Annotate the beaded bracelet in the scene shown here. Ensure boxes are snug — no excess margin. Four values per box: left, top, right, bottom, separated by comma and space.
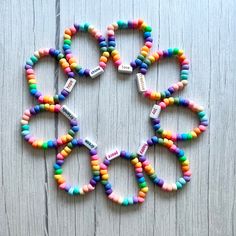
21, 104, 79, 149
25, 48, 76, 105
107, 19, 153, 74
149, 97, 208, 141
136, 48, 189, 100
63, 23, 109, 78
137, 137, 191, 192
54, 138, 100, 195
100, 150, 148, 206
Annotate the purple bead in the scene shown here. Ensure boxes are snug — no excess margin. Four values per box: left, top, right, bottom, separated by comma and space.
90, 149, 97, 156
183, 176, 191, 182
136, 173, 144, 178
24, 134, 31, 141
30, 107, 36, 115
140, 68, 147, 75
104, 159, 110, 166
147, 139, 153, 146
163, 50, 168, 57
168, 87, 175, 94
35, 91, 42, 98
65, 184, 71, 192
56, 160, 64, 165
152, 118, 160, 125
130, 61, 137, 68
53, 139, 57, 147
108, 36, 115, 41
25, 64, 32, 70
77, 139, 84, 146
138, 155, 146, 162
49, 48, 55, 56
106, 189, 112, 195
201, 121, 208, 126
133, 196, 139, 204
98, 36, 106, 43
61, 89, 69, 97
68, 72, 75, 77
177, 134, 182, 140
70, 119, 78, 126
182, 64, 189, 70
157, 179, 164, 187
84, 69, 90, 76
128, 20, 133, 28
145, 37, 153, 42
74, 23, 80, 30
64, 49, 72, 54
120, 150, 126, 157
90, 179, 97, 187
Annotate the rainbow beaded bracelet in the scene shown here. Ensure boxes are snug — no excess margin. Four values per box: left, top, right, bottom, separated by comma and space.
136, 48, 189, 100
63, 23, 109, 78
21, 104, 79, 149
107, 19, 153, 74
100, 149, 148, 206
150, 97, 208, 141
25, 48, 76, 105
54, 138, 100, 195
137, 137, 191, 192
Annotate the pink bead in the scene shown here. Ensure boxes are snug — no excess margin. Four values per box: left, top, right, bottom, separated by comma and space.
133, 20, 138, 28
38, 96, 44, 103
177, 82, 184, 90
29, 137, 36, 144
64, 67, 71, 73
55, 104, 61, 112
171, 134, 177, 142
24, 109, 31, 116
88, 184, 95, 191
26, 69, 34, 75
162, 183, 168, 191
91, 155, 99, 160
144, 89, 152, 97
184, 170, 192, 176
166, 184, 173, 192
108, 193, 115, 200
158, 50, 164, 57
114, 59, 122, 67
172, 83, 179, 91
107, 30, 114, 36
145, 41, 152, 48
100, 163, 107, 170
138, 197, 145, 203
66, 53, 73, 60
199, 125, 206, 131
39, 49, 45, 56
182, 59, 190, 65
22, 115, 30, 121
69, 26, 76, 35
57, 138, 63, 146
188, 101, 195, 109
59, 183, 66, 189
159, 102, 166, 109
43, 48, 49, 55
170, 144, 177, 152
95, 32, 102, 39
57, 153, 64, 160
142, 160, 149, 166
99, 61, 106, 69
83, 185, 89, 192
136, 167, 143, 173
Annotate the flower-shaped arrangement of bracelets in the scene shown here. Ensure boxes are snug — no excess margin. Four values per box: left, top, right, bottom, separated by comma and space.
20, 19, 209, 207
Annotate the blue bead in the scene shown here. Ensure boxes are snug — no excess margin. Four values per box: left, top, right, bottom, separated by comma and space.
63, 44, 70, 51
177, 149, 185, 157
105, 183, 112, 190
144, 32, 151, 38
108, 41, 116, 47
58, 94, 65, 101
138, 177, 145, 183
54, 163, 61, 170
47, 140, 54, 148
167, 48, 173, 56
72, 126, 79, 132
93, 176, 100, 182
140, 63, 148, 69
164, 90, 171, 97
135, 59, 142, 66
30, 89, 37, 95
153, 124, 161, 131
99, 41, 107, 48
151, 136, 158, 144
71, 139, 78, 146
34, 105, 40, 113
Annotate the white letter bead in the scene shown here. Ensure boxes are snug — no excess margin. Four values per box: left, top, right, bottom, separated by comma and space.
84, 138, 97, 150
60, 105, 77, 121
136, 73, 147, 92
106, 149, 120, 160
63, 78, 76, 92
89, 66, 104, 78
137, 142, 149, 156
118, 64, 133, 73
149, 104, 161, 119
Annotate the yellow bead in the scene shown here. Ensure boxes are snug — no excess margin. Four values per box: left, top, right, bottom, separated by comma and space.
131, 158, 139, 165
102, 174, 109, 180
141, 187, 149, 193
70, 63, 77, 69
91, 160, 99, 165
140, 50, 148, 57
111, 50, 119, 56
103, 51, 110, 58
64, 146, 71, 153
148, 56, 155, 63
169, 97, 175, 104
64, 34, 71, 39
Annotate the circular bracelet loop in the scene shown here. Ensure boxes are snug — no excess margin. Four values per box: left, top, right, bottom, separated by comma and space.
107, 19, 153, 74
100, 150, 148, 206
151, 97, 208, 141
21, 104, 79, 149
138, 137, 191, 192
63, 23, 109, 78
25, 48, 75, 104
54, 139, 100, 195
138, 48, 189, 101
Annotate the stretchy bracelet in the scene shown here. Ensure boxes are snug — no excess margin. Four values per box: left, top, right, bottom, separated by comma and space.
25, 48, 76, 105
136, 48, 189, 100
107, 19, 153, 74
137, 137, 191, 192
54, 138, 100, 195
100, 150, 148, 206
63, 23, 109, 78
149, 97, 208, 141
21, 104, 79, 149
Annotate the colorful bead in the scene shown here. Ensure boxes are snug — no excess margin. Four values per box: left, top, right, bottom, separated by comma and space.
21, 104, 79, 149
25, 48, 75, 104
151, 97, 208, 141
141, 48, 189, 101
100, 150, 148, 205
107, 19, 153, 73
54, 139, 100, 195
63, 23, 109, 78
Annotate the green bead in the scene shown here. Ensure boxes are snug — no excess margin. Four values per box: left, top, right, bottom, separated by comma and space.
68, 129, 75, 136
75, 65, 82, 72
42, 142, 48, 149
137, 54, 145, 61
39, 104, 45, 110
145, 25, 152, 32
73, 187, 80, 195
55, 169, 63, 175
57, 53, 64, 60
160, 92, 166, 98
29, 84, 37, 90
157, 128, 164, 134
174, 97, 180, 104
150, 173, 157, 179
67, 142, 73, 149
64, 39, 71, 45
187, 133, 192, 139
31, 55, 38, 63
179, 155, 187, 162
93, 171, 100, 176
139, 182, 147, 188
22, 125, 29, 131
100, 47, 107, 53
130, 153, 137, 159
108, 46, 115, 52
53, 95, 59, 103
143, 59, 151, 66
173, 48, 179, 55
101, 180, 108, 185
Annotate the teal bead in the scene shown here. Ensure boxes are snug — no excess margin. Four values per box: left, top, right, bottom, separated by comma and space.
122, 198, 129, 206
84, 22, 90, 31
22, 125, 29, 131
181, 70, 189, 75
30, 55, 38, 63
73, 187, 80, 195
22, 130, 30, 136
181, 74, 188, 80
26, 59, 34, 66
108, 46, 115, 52
138, 54, 145, 61
128, 197, 133, 205
198, 111, 206, 118
179, 177, 186, 185
117, 20, 124, 28
68, 188, 74, 195
176, 182, 182, 189
68, 129, 75, 136
150, 173, 157, 179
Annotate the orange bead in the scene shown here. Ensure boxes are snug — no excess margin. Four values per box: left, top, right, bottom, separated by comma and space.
113, 54, 120, 61
64, 28, 72, 36
141, 46, 149, 53
100, 56, 108, 63
182, 165, 190, 172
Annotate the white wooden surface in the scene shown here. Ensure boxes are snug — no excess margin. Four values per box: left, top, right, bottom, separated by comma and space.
0, 0, 235, 235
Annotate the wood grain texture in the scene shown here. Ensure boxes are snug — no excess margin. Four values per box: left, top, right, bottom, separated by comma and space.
0, 0, 235, 235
